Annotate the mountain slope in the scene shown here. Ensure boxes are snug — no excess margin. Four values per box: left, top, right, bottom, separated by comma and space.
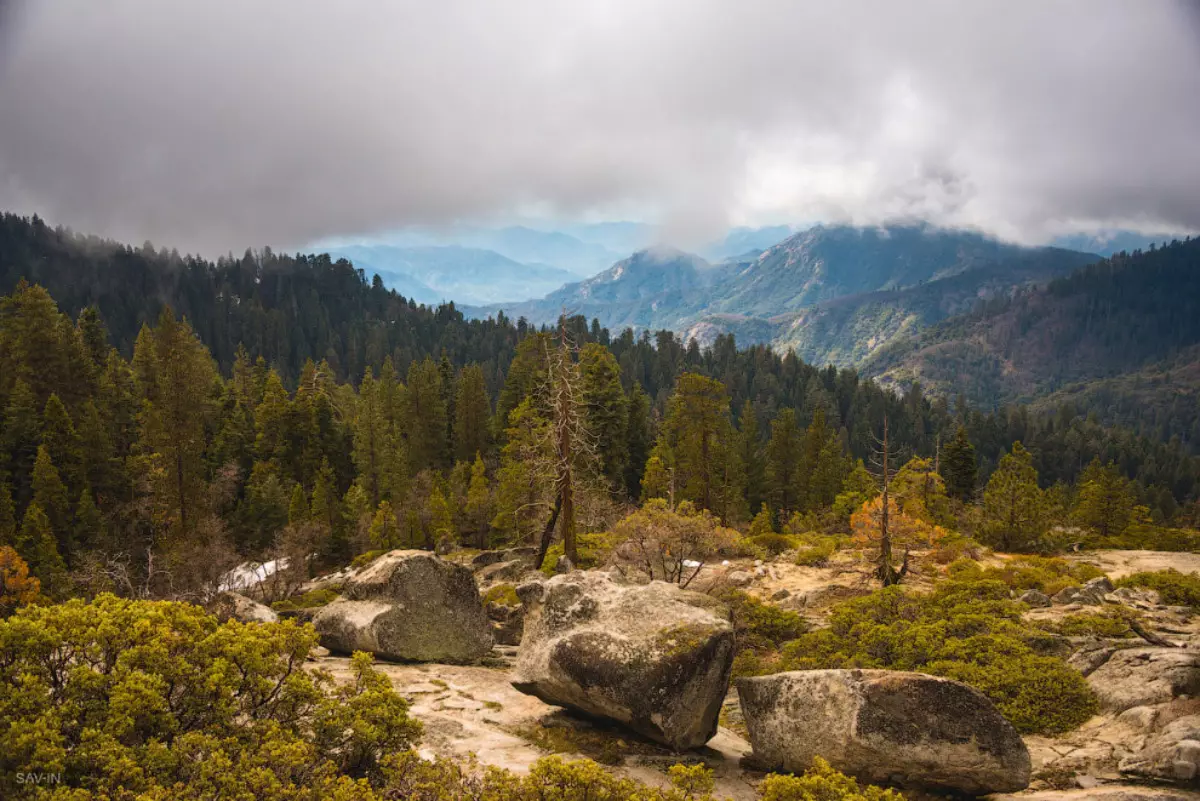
474, 224, 1098, 366
322, 244, 574, 305
864, 238, 1200, 439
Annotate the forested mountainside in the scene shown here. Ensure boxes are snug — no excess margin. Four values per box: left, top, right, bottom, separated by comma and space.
865, 238, 1200, 447
687, 250, 1100, 364
474, 223, 1097, 361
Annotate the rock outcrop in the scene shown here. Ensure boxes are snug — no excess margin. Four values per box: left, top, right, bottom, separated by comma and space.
1053, 576, 1116, 606
208, 591, 279, 624
313, 550, 492, 663
1120, 714, 1200, 783
511, 571, 735, 750
736, 669, 1031, 795
1020, 589, 1053, 608
1087, 648, 1200, 712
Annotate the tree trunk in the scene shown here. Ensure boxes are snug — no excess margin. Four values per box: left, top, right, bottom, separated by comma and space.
534, 495, 563, 570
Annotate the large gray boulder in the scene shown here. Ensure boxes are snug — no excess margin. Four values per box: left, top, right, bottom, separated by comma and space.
208, 591, 279, 624
313, 550, 492, 663
511, 571, 734, 750
1087, 648, 1200, 712
736, 669, 1031, 795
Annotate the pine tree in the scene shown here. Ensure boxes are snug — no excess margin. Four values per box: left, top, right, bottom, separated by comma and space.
0, 481, 15, 545
73, 487, 105, 552
41, 393, 83, 496
405, 358, 449, 471
464, 454, 492, 548
640, 451, 672, 503
77, 305, 110, 372
654, 373, 741, 522
765, 408, 803, 522
32, 444, 69, 540
16, 503, 67, 597
288, 484, 310, 526
492, 399, 554, 545
738, 401, 766, 513
132, 308, 217, 537
1074, 459, 1135, 541
352, 369, 404, 508
494, 332, 550, 440
579, 343, 626, 489
1, 380, 41, 505
980, 442, 1047, 552
428, 484, 455, 546
254, 369, 292, 467
747, 503, 776, 538
623, 383, 653, 499
453, 364, 492, 463
368, 500, 401, 551
941, 426, 977, 502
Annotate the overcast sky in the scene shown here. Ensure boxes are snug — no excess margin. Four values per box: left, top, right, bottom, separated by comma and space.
0, 0, 1197, 254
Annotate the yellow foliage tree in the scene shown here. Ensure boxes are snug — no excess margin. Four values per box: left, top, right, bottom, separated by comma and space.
0, 545, 42, 616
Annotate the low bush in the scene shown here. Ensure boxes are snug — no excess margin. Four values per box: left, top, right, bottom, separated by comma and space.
778, 580, 1099, 734
272, 586, 341, 612
482, 582, 521, 608
1117, 568, 1200, 608
352, 548, 387, 568
1048, 611, 1136, 638
717, 589, 808, 678
795, 537, 837, 567
747, 532, 798, 557
540, 530, 625, 575
948, 555, 1104, 596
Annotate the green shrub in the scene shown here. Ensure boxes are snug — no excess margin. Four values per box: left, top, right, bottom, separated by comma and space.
1049, 611, 1135, 638
272, 586, 340, 612
779, 580, 1099, 734
795, 538, 837, 566
352, 548, 387, 568
947, 555, 1104, 595
482, 582, 521, 608
759, 756, 905, 801
747, 532, 798, 557
540, 530, 624, 575
1117, 568, 1200, 608
717, 589, 807, 678
0, 594, 419, 800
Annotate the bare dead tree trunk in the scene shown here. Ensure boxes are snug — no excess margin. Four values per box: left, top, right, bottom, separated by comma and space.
873, 415, 903, 587
534, 495, 563, 570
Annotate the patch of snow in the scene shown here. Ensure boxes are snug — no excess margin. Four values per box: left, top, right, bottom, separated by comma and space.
219, 557, 288, 592
682, 559, 702, 568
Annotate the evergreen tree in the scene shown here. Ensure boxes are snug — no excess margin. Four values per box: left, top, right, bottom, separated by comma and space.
254, 369, 292, 467
1074, 459, 1135, 541
76, 305, 110, 372
654, 373, 742, 522
368, 500, 401, 551
578, 343, 626, 489
765, 408, 803, 522
428, 484, 455, 546
41, 393, 83, 496
288, 484, 310, 526
16, 502, 67, 597
623, 383, 653, 500
405, 358, 449, 471
464, 454, 492, 548
494, 332, 550, 440
73, 487, 105, 552
747, 503, 776, 537
132, 308, 217, 537
492, 399, 554, 545
640, 451, 672, 503
352, 369, 401, 508
980, 442, 1047, 552
941, 426, 977, 502
453, 364, 492, 463
0, 481, 15, 545
32, 444, 70, 540
1, 380, 41, 505
738, 401, 766, 514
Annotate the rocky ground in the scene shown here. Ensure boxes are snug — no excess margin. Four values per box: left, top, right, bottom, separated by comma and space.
294, 548, 1200, 800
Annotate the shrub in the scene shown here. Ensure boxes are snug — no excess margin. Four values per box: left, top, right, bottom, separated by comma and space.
747, 532, 798, 557
717, 589, 807, 678
352, 549, 387, 568
1117, 568, 1200, 608
540, 529, 624, 575
482, 583, 521, 608
760, 756, 905, 801
795, 537, 837, 567
778, 580, 1099, 734
0, 594, 419, 799
272, 586, 341, 612
948, 555, 1104, 596
1049, 611, 1135, 638
604, 500, 738, 585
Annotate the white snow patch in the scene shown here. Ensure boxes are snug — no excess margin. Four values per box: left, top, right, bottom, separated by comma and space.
219, 558, 288, 592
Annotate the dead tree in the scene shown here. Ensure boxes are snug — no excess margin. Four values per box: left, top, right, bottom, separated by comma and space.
868, 415, 908, 587
533, 318, 599, 570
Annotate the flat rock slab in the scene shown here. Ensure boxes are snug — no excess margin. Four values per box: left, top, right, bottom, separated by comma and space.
1088, 648, 1200, 712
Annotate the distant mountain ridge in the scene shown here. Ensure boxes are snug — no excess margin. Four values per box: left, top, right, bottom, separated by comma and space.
470, 224, 1099, 366
862, 237, 1200, 445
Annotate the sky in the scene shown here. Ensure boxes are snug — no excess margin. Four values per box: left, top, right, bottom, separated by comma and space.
0, 0, 1198, 256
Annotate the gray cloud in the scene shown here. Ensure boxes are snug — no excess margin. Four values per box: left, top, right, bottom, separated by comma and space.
0, 0, 1197, 255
